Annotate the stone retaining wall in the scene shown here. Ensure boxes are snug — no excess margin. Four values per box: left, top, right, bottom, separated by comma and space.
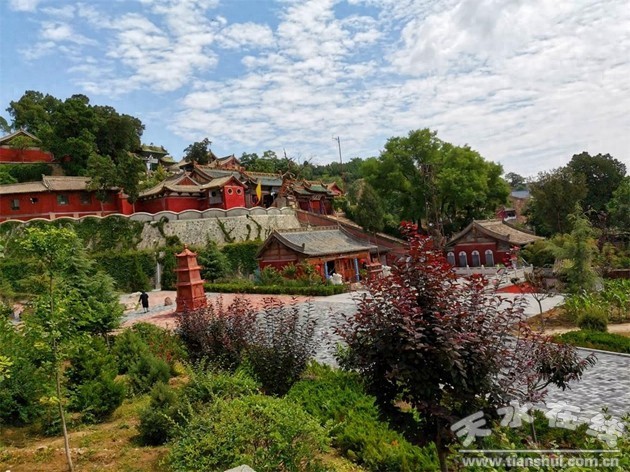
138, 209, 301, 249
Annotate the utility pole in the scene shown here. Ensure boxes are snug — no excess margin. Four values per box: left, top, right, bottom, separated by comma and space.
333, 136, 344, 187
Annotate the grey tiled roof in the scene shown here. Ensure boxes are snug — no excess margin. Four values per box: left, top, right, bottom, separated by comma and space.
269, 227, 377, 256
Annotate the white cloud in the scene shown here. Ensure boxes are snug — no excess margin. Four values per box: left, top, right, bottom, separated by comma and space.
8, 0, 41, 12
7, 0, 630, 175
216, 23, 275, 49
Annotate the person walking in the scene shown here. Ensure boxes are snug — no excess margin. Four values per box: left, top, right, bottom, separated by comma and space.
139, 291, 150, 313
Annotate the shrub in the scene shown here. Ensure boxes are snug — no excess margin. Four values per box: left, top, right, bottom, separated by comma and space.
66, 339, 125, 422
184, 368, 259, 404
258, 265, 284, 286
197, 239, 230, 282
577, 307, 608, 332
72, 377, 126, 423
204, 282, 346, 296
288, 364, 437, 471
127, 352, 171, 395
281, 263, 298, 279
112, 328, 151, 374
177, 296, 256, 369
3, 163, 53, 183
138, 382, 186, 445
245, 300, 319, 396
0, 318, 48, 425
167, 395, 328, 472
131, 322, 187, 372
554, 330, 630, 353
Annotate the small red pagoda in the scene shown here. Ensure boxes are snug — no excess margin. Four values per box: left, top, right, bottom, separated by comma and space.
175, 246, 207, 312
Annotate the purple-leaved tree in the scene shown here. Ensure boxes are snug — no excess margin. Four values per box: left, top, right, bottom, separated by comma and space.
337, 223, 596, 472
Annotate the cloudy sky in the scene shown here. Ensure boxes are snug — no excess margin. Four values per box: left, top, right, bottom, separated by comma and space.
1, 0, 629, 176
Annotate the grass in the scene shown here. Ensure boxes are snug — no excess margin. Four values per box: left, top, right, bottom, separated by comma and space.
0, 396, 169, 472
553, 330, 630, 354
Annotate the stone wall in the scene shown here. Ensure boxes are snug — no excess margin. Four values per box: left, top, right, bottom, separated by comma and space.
137, 207, 301, 249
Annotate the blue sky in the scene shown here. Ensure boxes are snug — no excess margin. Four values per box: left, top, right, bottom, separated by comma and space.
1, 0, 629, 177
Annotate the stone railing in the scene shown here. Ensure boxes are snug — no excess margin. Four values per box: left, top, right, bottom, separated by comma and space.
0, 206, 296, 225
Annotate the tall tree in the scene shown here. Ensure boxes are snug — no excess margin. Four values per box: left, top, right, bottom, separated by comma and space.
7, 90, 61, 133
351, 181, 385, 236
526, 167, 587, 236
0, 116, 11, 134
6, 91, 146, 200
183, 138, 212, 165
567, 152, 626, 219
607, 177, 630, 232
504, 172, 527, 190
361, 129, 509, 235
21, 226, 79, 472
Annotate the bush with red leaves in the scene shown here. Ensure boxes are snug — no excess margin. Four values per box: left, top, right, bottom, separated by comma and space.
337, 222, 595, 471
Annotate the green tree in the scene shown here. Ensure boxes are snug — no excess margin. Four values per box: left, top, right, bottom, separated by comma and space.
351, 181, 385, 236
7, 135, 37, 161
551, 206, 600, 293
527, 167, 587, 236
184, 138, 212, 165
567, 152, 626, 219
21, 226, 80, 472
197, 239, 230, 282
7, 90, 61, 133
0, 116, 11, 133
505, 172, 527, 190
361, 129, 509, 235
607, 177, 630, 232
6, 91, 146, 200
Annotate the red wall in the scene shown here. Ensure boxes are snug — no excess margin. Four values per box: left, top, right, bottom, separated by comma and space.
222, 185, 245, 209
0, 190, 119, 221
451, 242, 505, 267
0, 148, 54, 163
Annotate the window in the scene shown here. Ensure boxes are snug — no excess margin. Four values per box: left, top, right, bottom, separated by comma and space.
10, 199, 20, 210
447, 252, 456, 266
211, 191, 217, 197
458, 251, 467, 267
80, 192, 92, 205
57, 194, 69, 205
485, 250, 494, 267
30, 197, 38, 204
236, 188, 242, 195
471, 250, 481, 267
227, 188, 234, 195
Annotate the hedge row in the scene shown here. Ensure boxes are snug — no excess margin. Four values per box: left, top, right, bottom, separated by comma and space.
204, 282, 347, 296
92, 251, 156, 292
554, 330, 630, 354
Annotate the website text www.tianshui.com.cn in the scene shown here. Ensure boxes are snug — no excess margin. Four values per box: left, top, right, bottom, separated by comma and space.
459, 454, 620, 469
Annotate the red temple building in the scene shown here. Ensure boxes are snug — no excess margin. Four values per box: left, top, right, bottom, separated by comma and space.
257, 227, 379, 283
136, 166, 246, 212
0, 176, 121, 222
444, 219, 543, 268
0, 130, 54, 164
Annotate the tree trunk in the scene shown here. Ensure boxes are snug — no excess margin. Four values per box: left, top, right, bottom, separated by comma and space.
49, 267, 74, 472
436, 428, 449, 472
55, 364, 74, 472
